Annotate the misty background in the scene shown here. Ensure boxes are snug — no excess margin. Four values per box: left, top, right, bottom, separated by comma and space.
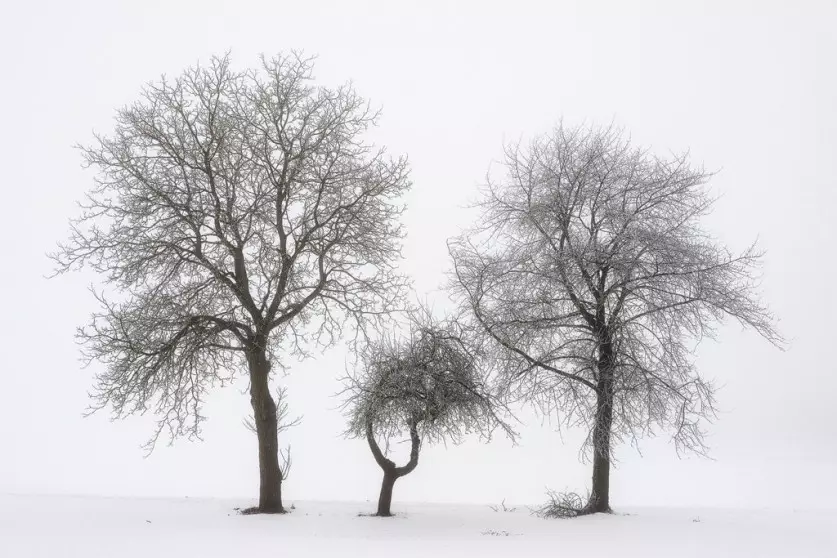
1, 0, 834, 509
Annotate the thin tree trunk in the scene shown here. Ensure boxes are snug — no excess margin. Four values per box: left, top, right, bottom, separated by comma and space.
376, 470, 397, 517
248, 344, 284, 514
366, 419, 420, 517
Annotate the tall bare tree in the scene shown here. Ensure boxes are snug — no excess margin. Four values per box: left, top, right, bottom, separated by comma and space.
342, 313, 512, 516
449, 123, 782, 515
50, 53, 411, 513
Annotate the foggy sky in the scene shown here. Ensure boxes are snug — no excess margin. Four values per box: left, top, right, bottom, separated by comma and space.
1, 0, 835, 509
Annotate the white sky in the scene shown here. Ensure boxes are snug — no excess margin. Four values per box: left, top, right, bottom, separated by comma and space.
1, 0, 835, 509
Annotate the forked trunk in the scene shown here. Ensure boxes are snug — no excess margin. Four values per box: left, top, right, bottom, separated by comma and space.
248, 345, 284, 514
367, 419, 420, 517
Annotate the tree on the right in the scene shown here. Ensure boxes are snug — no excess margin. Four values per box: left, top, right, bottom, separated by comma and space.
448, 123, 784, 516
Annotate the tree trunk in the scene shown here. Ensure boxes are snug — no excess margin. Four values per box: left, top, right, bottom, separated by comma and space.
585, 327, 614, 514
247, 345, 284, 514
366, 419, 420, 517
376, 470, 397, 517
586, 385, 613, 513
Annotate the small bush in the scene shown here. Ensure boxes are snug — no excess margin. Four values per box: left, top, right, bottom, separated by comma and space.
532, 490, 588, 519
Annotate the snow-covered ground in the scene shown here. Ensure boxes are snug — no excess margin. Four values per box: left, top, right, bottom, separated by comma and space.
1, 493, 835, 557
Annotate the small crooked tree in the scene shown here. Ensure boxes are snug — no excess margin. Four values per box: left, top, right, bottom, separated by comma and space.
50, 53, 411, 513
449, 123, 783, 516
343, 317, 512, 517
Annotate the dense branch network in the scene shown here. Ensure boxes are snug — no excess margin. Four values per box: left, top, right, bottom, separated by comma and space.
342, 313, 513, 515
449, 123, 782, 513
51, 52, 411, 453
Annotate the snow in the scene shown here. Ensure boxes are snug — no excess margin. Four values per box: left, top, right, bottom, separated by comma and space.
1, 494, 835, 557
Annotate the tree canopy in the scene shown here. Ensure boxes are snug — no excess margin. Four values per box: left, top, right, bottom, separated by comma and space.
449, 123, 782, 513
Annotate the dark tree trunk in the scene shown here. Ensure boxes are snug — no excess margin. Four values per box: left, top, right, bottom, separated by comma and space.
247, 344, 284, 514
376, 470, 397, 517
366, 419, 420, 517
585, 326, 614, 514
586, 385, 613, 513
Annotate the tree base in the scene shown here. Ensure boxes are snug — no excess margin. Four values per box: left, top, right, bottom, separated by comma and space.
357, 511, 395, 518
239, 505, 287, 515
577, 504, 612, 516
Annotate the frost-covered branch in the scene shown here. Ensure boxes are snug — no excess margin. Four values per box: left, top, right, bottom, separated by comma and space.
449, 122, 783, 514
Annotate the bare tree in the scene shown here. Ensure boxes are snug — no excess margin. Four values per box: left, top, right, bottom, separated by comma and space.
50, 52, 411, 514
342, 313, 513, 517
449, 123, 782, 516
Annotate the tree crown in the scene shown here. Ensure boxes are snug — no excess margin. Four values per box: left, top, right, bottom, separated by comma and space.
51, 52, 411, 448
343, 316, 512, 448
449, 122, 782, 455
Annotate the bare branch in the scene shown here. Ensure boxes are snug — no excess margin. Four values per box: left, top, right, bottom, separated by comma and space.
50, 52, 411, 454
341, 311, 516, 476
449, 122, 783, 511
